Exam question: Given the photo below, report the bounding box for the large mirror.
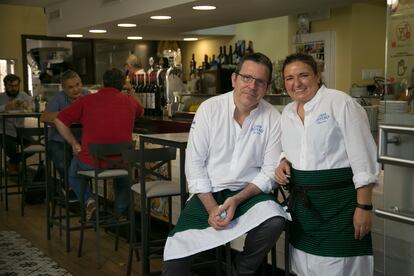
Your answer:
[22,35,95,101]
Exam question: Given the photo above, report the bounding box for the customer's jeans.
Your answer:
[2,134,33,164]
[47,140,72,178]
[68,156,130,215]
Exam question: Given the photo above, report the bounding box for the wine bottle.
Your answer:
[228,45,233,65]
[221,45,228,65]
[190,53,197,74]
[211,54,218,68]
[203,54,210,70]
[246,40,254,55]
[217,46,223,65]
[233,43,239,65]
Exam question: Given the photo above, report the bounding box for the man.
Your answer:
[163,53,289,276]
[54,68,144,220]
[40,70,89,178]
[0,74,33,173]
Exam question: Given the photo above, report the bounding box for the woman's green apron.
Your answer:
[288,167,372,257]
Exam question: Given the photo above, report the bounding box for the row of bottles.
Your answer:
[189,40,255,74]
[131,72,164,116]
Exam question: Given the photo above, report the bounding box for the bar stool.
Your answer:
[46,147,80,252]
[77,141,134,267]
[16,127,46,216]
[123,146,180,276]
[45,124,81,252]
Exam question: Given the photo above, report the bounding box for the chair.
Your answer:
[46,138,80,253]
[16,127,46,216]
[77,141,134,267]
[123,146,180,276]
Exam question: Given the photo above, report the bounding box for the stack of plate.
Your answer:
[378,100,408,122]
[363,105,379,132]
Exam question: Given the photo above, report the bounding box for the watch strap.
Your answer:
[356,203,373,210]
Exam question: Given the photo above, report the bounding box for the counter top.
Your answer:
[135,114,193,134]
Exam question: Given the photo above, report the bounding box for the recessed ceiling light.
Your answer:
[184,38,198,41]
[117,23,136,27]
[89,29,107,33]
[192,5,216,10]
[150,15,172,20]
[127,36,143,40]
[66,34,83,38]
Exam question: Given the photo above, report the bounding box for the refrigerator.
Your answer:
[375,1,414,275]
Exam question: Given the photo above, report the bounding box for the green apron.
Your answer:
[169,190,276,236]
[289,167,372,257]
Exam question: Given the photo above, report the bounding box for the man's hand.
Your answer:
[72,143,82,155]
[5,99,30,111]
[5,100,19,111]
[275,159,291,185]
[354,207,372,240]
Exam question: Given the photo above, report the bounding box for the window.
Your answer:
[0,59,16,92]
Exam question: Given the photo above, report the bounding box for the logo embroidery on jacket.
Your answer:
[316,112,330,124]
[251,125,264,134]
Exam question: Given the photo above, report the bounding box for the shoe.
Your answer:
[68,190,79,203]
[85,198,96,222]
[7,163,20,174]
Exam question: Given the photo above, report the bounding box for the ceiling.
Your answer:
[0,0,372,41]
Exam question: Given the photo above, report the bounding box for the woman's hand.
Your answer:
[353,208,372,240]
[275,158,291,185]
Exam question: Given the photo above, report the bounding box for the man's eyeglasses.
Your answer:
[235,72,268,88]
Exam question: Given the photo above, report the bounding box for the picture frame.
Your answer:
[293,31,336,88]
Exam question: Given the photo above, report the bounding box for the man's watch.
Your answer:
[356,203,373,210]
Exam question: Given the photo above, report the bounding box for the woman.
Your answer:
[275,53,379,276]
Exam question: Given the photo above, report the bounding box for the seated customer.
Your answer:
[54,68,144,220]
[0,74,33,173]
[40,70,90,179]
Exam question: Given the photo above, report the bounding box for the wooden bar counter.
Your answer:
[135,113,194,134]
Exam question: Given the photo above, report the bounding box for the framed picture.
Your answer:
[293,31,336,88]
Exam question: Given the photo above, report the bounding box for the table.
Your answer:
[139,132,189,209]
[0,112,42,211]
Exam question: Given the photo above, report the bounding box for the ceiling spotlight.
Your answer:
[192,5,216,10]
[127,36,143,40]
[150,15,172,20]
[89,29,107,33]
[117,23,136,27]
[66,34,83,38]
[184,38,198,41]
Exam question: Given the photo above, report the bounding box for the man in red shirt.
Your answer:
[55,68,144,220]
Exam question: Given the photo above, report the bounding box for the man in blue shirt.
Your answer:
[40,70,89,179]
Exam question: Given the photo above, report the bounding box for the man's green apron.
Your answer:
[169,190,276,236]
[289,167,372,257]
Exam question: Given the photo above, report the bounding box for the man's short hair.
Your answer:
[3,74,21,86]
[126,54,142,69]
[235,52,273,83]
[103,68,125,91]
[61,70,81,84]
